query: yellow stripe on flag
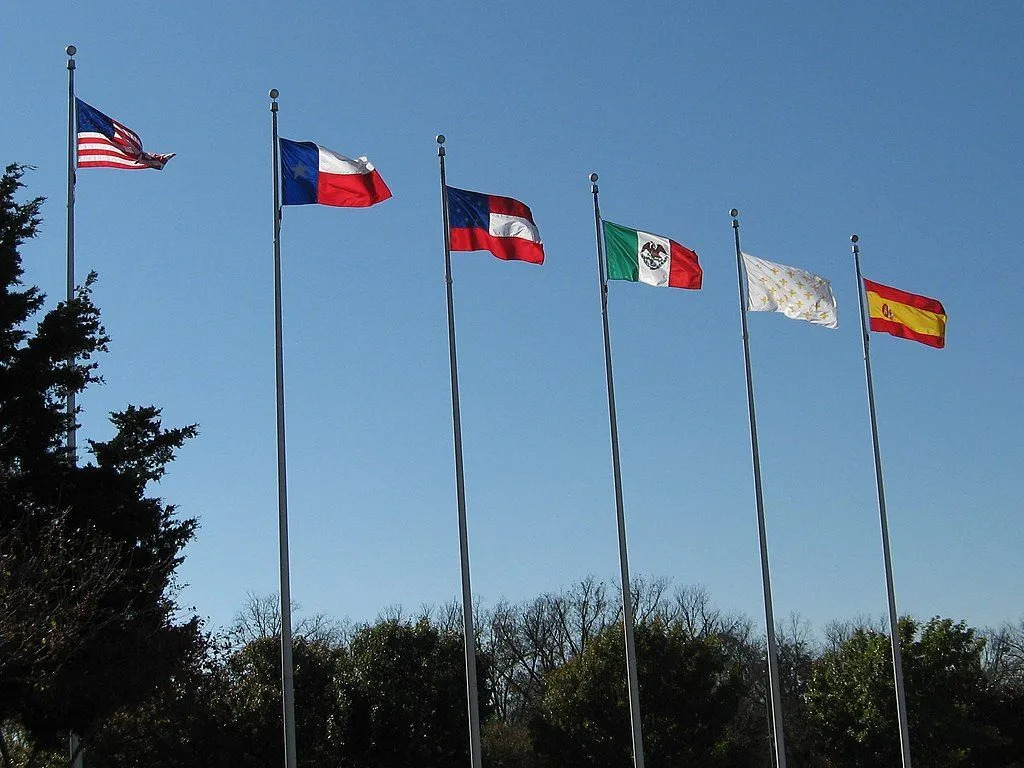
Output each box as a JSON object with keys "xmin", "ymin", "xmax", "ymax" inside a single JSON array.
[{"xmin": 866, "ymin": 291, "xmax": 945, "ymax": 338}]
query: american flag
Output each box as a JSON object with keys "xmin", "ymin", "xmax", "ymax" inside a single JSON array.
[{"xmin": 76, "ymin": 99, "xmax": 174, "ymax": 170}]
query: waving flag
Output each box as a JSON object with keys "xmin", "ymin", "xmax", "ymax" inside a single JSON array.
[
  {"xmin": 865, "ymin": 279, "xmax": 946, "ymax": 348},
  {"xmin": 743, "ymin": 252, "xmax": 838, "ymax": 328},
  {"xmin": 75, "ymin": 99, "xmax": 174, "ymax": 170},
  {"xmin": 603, "ymin": 220, "xmax": 701, "ymax": 289},
  {"xmin": 279, "ymin": 138, "xmax": 391, "ymax": 208},
  {"xmin": 446, "ymin": 186, "xmax": 544, "ymax": 264}
]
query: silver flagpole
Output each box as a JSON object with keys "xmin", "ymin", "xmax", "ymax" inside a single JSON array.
[
  {"xmin": 65, "ymin": 44, "xmax": 77, "ymax": 463},
  {"xmin": 66, "ymin": 45, "xmax": 85, "ymax": 768},
  {"xmin": 729, "ymin": 209, "xmax": 787, "ymax": 768},
  {"xmin": 850, "ymin": 234, "xmax": 913, "ymax": 768},
  {"xmin": 270, "ymin": 88, "xmax": 298, "ymax": 768},
  {"xmin": 436, "ymin": 135, "xmax": 484, "ymax": 768},
  {"xmin": 589, "ymin": 173, "xmax": 646, "ymax": 768}
]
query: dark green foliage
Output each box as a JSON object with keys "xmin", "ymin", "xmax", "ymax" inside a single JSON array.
[
  {"xmin": 83, "ymin": 634, "xmax": 239, "ymax": 768},
  {"xmin": 223, "ymin": 635, "xmax": 346, "ymax": 768},
  {"xmin": 344, "ymin": 618, "xmax": 483, "ymax": 767},
  {"xmin": 531, "ymin": 619, "xmax": 755, "ymax": 768},
  {"xmin": 807, "ymin": 616, "xmax": 1016, "ymax": 767},
  {"xmin": 62, "ymin": 586, "xmax": 1024, "ymax": 768},
  {"xmin": 0, "ymin": 163, "xmax": 200, "ymax": 764}
]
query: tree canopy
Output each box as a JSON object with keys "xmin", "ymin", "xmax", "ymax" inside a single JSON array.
[{"xmin": 0, "ymin": 164, "xmax": 200, "ymax": 766}]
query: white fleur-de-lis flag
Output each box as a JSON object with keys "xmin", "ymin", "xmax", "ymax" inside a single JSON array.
[{"xmin": 742, "ymin": 253, "xmax": 838, "ymax": 329}]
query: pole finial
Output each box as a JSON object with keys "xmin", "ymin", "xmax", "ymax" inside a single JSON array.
[
  {"xmin": 436, "ymin": 134, "xmax": 446, "ymax": 145},
  {"xmin": 269, "ymin": 88, "xmax": 279, "ymax": 100},
  {"xmin": 589, "ymin": 172, "xmax": 599, "ymax": 183},
  {"xmin": 729, "ymin": 208, "xmax": 739, "ymax": 218},
  {"xmin": 850, "ymin": 234, "xmax": 859, "ymax": 243},
  {"xmin": 66, "ymin": 45, "xmax": 77, "ymax": 56}
]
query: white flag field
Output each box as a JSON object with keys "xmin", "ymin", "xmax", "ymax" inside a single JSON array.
[{"xmin": 742, "ymin": 252, "xmax": 838, "ymax": 329}]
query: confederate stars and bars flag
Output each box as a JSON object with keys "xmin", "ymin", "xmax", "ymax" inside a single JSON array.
[{"xmin": 75, "ymin": 99, "xmax": 175, "ymax": 170}]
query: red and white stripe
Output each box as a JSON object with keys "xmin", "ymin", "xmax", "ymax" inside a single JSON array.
[{"xmin": 77, "ymin": 119, "xmax": 174, "ymax": 170}]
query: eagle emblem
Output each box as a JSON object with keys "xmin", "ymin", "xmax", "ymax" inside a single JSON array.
[{"xmin": 640, "ymin": 241, "xmax": 668, "ymax": 270}]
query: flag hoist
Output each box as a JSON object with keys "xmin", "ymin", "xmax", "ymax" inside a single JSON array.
[
  {"xmin": 850, "ymin": 233, "xmax": 923, "ymax": 768},
  {"xmin": 728, "ymin": 209, "xmax": 788, "ymax": 768},
  {"xmin": 588, "ymin": 173, "xmax": 647, "ymax": 768}
]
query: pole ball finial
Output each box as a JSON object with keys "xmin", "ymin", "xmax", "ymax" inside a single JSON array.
[
  {"xmin": 729, "ymin": 208, "xmax": 739, "ymax": 218},
  {"xmin": 589, "ymin": 172, "xmax": 599, "ymax": 183},
  {"xmin": 66, "ymin": 45, "xmax": 77, "ymax": 56},
  {"xmin": 436, "ymin": 134, "xmax": 446, "ymax": 145},
  {"xmin": 850, "ymin": 234, "xmax": 859, "ymax": 243},
  {"xmin": 269, "ymin": 88, "xmax": 279, "ymax": 100}
]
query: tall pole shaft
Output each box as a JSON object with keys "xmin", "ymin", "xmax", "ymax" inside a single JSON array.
[
  {"xmin": 66, "ymin": 47, "xmax": 84, "ymax": 768},
  {"xmin": 850, "ymin": 235, "xmax": 913, "ymax": 768},
  {"xmin": 270, "ymin": 89, "xmax": 298, "ymax": 768},
  {"xmin": 729, "ymin": 210, "xmax": 787, "ymax": 768},
  {"xmin": 65, "ymin": 45, "xmax": 77, "ymax": 463},
  {"xmin": 590, "ymin": 174, "xmax": 646, "ymax": 768},
  {"xmin": 436, "ymin": 135, "xmax": 483, "ymax": 768}
]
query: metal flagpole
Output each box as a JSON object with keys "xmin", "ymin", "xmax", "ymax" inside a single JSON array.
[
  {"xmin": 729, "ymin": 209, "xmax": 787, "ymax": 768},
  {"xmin": 66, "ymin": 46, "xmax": 85, "ymax": 768},
  {"xmin": 589, "ymin": 173, "xmax": 646, "ymax": 768},
  {"xmin": 850, "ymin": 234, "xmax": 913, "ymax": 768},
  {"xmin": 65, "ymin": 44, "xmax": 77, "ymax": 463},
  {"xmin": 270, "ymin": 88, "xmax": 298, "ymax": 768},
  {"xmin": 436, "ymin": 134, "xmax": 484, "ymax": 768}
]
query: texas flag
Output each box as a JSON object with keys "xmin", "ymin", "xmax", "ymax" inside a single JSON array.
[
  {"xmin": 279, "ymin": 138, "xmax": 391, "ymax": 208},
  {"xmin": 446, "ymin": 186, "xmax": 544, "ymax": 264}
]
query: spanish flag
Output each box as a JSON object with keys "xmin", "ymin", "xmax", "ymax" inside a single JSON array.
[{"xmin": 864, "ymin": 279, "xmax": 946, "ymax": 348}]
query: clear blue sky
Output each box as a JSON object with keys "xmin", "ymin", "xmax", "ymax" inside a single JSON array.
[{"xmin": 4, "ymin": 0, "xmax": 1022, "ymax": 638}]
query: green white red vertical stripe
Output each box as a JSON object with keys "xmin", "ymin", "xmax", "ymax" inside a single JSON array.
[{"xmin": 602, "ymin": 220, "xmax": 702, "ymax": 289}]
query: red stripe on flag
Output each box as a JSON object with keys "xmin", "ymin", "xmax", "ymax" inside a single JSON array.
[
  {"xmin": 864, "ymin": 279, "xmax": 944, "ymax": 315},
  {"xmin": 667, "ymin": 241, "xmax": 702, "ymax": 289},
  {"xmin": 450, "ymin": 227, "xmax": 545, "ymax": 264},
  {"xmin": 868, "ymin": 317, "xmax": 945, "ymax": 348},
  {"xmin": 487, "ymin": 194, "xmax": 534, "ymax": 220},
  {"xmin": 316, "ymin": 168, "xmax": 392, "ymax": 208}
]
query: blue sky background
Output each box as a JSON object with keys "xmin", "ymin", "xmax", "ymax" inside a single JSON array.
[{"xmin": 4, "ymin": 0, "xmax": 1022, "ymax": 638}]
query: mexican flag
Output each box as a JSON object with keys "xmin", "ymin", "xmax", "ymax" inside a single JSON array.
[{"xmin": 603, "ymin": 220, "xmax": 702, "ymax": 290}]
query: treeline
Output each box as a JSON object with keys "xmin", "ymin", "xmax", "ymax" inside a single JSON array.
[{"xmin": 22, "ymin": 581, "xmax": 1018, "ymax": 768}]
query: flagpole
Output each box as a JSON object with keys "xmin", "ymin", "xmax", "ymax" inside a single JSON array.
[
  {"xmin": 65, "ymin": 44, "xmax": 77, "ymax": 463},
  {"xmin": 65, "ymin": 46, "xmax": 85, "ymax": 768},
  {"xmin": 590, "ymin": 173, "xmax": 646, "ymax": 768},
  {"xmin": 850, "ymin": 234, "xmax": 913, "ymax": 768},
  {"xmin": 729, "ymin": 209, "xmax": 787, "ymax": 768},
  {"xmin": 270, "ymin": 88, "xmax": 298, "ymax": 768},
  {"xmin": 436, "ymin": 135, "xmax": 484, "ymax": 768}
]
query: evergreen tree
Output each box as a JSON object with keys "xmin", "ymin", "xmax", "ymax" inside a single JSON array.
[{"xmin": 0, "ymin": 164, "xmax": 200, "ymax": 765}]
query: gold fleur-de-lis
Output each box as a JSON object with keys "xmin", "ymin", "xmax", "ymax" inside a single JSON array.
[
  {"xmin": 789, "ymin": 289, "xmax": 796, "ymax": 297},
  {"xmin": 780, "ymin": 278, "xmax": 788, "ymax": 286},
  {"xmin": 770, "ymin": 267, "xmax": 779, "ymax": 275}
]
